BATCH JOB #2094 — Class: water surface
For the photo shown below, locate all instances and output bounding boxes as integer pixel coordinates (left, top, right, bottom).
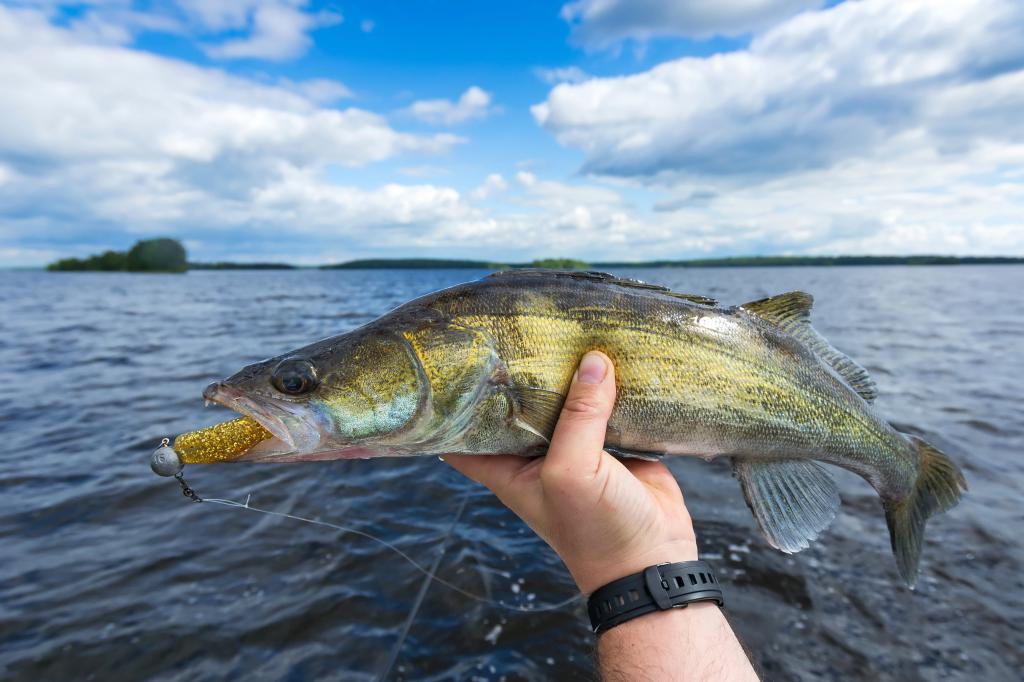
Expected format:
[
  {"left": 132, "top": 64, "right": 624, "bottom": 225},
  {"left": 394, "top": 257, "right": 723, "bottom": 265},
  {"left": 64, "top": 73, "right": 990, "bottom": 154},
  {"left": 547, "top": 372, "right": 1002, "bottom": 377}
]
[{"left": 1, "top": 266, "right": 1021, "bottom": 680}]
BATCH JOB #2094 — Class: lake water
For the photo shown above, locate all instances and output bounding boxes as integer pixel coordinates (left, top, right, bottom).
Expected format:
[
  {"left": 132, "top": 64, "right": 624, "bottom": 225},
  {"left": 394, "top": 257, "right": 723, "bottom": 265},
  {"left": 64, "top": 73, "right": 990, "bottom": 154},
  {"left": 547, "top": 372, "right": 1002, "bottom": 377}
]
[{"left": 1, "top": 266, "right": 1022, "bottom": 681}]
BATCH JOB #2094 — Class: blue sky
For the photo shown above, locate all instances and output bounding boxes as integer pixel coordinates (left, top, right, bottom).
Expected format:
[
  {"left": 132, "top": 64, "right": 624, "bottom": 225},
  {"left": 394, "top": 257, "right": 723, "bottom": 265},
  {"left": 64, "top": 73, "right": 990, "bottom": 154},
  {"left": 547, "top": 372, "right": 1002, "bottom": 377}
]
[{"left": 1, "top": 0, "right": 1023, "bottom": 265}]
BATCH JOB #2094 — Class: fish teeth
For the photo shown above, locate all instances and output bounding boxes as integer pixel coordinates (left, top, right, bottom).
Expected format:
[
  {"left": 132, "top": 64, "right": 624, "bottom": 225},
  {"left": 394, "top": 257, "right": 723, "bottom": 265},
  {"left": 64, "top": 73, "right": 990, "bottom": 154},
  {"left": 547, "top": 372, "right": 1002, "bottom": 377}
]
[{"left": 204, "top": 399, "right": 211, "bottom": 408}]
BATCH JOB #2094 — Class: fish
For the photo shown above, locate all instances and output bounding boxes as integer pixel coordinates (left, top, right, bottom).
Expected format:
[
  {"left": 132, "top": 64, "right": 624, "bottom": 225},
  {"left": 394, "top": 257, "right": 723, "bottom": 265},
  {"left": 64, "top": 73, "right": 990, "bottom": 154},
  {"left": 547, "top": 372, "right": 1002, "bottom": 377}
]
[{"left": 184, "top": 269, "right": 966, "bottom": 586}]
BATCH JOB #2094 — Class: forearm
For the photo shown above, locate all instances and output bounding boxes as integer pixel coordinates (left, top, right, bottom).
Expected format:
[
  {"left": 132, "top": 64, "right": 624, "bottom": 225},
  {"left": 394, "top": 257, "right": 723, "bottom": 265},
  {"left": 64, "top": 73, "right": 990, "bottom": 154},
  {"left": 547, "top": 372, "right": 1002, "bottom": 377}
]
[{"left": 598, "top": 603, "right": 759, "bottom": 682}]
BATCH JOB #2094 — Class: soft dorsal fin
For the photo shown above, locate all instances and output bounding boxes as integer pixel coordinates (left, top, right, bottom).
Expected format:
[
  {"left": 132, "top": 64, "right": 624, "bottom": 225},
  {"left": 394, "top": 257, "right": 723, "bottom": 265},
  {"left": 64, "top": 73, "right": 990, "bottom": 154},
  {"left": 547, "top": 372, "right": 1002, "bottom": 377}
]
[
  {"left": 741, "top": 291, "right": 814, "bottom": 328},
  {"left": 741, "top": 292, "right": 878, "bottom": 403}
]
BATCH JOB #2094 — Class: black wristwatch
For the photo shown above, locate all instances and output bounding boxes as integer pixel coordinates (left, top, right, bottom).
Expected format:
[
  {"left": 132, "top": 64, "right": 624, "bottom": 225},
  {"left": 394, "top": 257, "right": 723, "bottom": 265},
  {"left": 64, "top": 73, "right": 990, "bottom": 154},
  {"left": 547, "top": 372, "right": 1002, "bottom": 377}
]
[{"left": 586, "top": 560, "right": 724, "bottom": 634}]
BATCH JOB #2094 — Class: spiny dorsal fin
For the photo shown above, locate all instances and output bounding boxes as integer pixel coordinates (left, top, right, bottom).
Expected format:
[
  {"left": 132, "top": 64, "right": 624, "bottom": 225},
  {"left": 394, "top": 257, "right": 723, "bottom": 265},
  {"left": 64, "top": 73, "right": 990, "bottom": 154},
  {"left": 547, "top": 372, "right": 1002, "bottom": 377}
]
[
  {"left": 576, "top": 271, "right": 717, "bottom": 305},
  {"left": 741, "top": 292, "right": 878, "bottom": 403},
  {"left": 488, "top": 269, "right": 717, "bottom": 306},
  {"left": 732, "top": 458, "right": 841, "bottom": 554}
]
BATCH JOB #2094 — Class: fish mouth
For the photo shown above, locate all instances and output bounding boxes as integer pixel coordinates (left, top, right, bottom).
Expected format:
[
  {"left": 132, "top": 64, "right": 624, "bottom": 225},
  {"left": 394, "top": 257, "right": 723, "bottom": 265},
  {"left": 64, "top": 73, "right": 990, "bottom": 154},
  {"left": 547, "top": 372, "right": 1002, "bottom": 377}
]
[{"left": 201, "top": 382, "right": 322, "bottom": 459}]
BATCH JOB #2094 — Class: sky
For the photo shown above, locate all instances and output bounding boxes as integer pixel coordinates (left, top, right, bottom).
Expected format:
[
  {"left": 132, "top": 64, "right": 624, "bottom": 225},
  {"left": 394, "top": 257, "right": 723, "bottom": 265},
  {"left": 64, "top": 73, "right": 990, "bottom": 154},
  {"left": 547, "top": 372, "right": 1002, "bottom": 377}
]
[{"left": 1, "top": 0, "right": 1023, "bottom": 266}]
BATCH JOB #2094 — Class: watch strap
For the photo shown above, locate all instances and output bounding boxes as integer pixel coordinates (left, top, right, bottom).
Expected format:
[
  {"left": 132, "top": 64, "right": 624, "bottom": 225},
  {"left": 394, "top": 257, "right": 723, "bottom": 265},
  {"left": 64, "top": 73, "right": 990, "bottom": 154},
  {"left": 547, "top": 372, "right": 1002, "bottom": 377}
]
[{"left": 587, "top": 560, "right": 724, "bottom": 634}]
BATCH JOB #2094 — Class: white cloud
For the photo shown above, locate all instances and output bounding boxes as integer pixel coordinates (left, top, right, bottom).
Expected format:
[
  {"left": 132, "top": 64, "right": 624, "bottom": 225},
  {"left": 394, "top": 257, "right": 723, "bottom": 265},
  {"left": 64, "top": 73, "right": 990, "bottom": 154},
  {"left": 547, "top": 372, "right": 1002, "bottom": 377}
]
[
  {"left": 532, "top": 0, "right": 1024, "bottom": 257},
  {"left": 360, "top": 19, "right": 375, "bottom": 33},
  {"left": 202, "top": 1, "right": 341, "bottom": 61},
  {"left": 0, "top": 10, "right": 457, "bottom": 169},
  {"left": 0, "top": 7, "right": 465, "bottom": 256},
  {"left": 514, "top": 171, "right": 623, "bottom": 210},
  {"left": 248, "top": 165, "right": 492, "bottom": 237},
  {"left": 537, "top": 0, "right": 1024, "bottom": 181},
  {"left": 470, "top": 173, "right": 508, "bottom": 200},
  {"left": 277, "top": 77, "right": 354, "bottom": 104},
  {"left": 4, "top": 1, "right": 1022, "bottom": 264},
  {"left": 62, "top": 6, "right": 185, "bottom": 46},
  {"left": 642, "top": 147, "right": 1024, "bottom": 257},
  {"left": 407, "top": 86, "right": 496, "bottom": 126},
  {"left": 398, "top": 165, "right": 450, "bottom": 178},
  {"left": 25, "top": 1, "right": 339, "bottom": 61},
  {"left": 534, "top": 65, "right": 590, "bottom": 85},
  {"left": 561, "top": 0, "right": 820, "bottom": 48}
]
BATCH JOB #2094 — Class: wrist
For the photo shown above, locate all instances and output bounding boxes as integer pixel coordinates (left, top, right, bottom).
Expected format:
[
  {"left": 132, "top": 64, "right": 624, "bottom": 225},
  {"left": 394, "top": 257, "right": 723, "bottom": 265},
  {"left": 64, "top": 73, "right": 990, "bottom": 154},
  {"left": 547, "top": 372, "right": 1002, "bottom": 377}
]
[{"left": 565, "top": 539, "right": 700, "bottom": 595}]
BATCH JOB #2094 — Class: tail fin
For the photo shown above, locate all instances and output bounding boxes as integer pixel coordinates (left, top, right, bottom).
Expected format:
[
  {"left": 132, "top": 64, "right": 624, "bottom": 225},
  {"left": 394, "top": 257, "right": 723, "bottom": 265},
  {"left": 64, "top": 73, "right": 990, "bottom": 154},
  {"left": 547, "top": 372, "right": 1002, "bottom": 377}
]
[{"left": 884, "top": 437, "right": 967, "bottom": 587}]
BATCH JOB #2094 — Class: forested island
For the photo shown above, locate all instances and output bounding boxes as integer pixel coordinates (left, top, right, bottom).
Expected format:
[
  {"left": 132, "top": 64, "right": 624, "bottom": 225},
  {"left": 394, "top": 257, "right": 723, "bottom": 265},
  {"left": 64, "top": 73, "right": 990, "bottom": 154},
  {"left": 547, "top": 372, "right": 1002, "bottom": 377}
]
[{"left": 47, "top": 238, "right": 188, "bottom": 272}]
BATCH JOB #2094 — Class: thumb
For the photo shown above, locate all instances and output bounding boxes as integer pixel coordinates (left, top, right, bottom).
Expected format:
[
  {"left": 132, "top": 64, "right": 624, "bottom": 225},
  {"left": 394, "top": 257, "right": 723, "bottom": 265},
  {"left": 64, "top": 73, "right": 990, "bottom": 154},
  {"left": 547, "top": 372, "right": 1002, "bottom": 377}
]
[{"left": 543, "top": 350, "right": 616, "bottom": 481}]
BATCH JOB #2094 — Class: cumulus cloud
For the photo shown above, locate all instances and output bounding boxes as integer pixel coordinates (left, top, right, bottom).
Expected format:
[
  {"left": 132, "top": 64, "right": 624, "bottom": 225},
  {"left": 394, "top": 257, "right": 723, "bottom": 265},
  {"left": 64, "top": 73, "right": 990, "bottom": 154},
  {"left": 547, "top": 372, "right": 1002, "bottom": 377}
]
[
  {"left": 277, "top": 77, "right": 354, "bottom": 104},
  {"left": 561, "top": 0, "right": 820, "bottom": 48},
  {"left": 470, "top": 173, "right": 509, "bottom": 200},
  {"left": 532, "top": 0, "right": 1024, "bottom": 256},
  {"left": 641, "top": 150, "right": 1024, "bottom": 257},
  {"left": 202, "top": 1, "right": 341, "bottom": 61},
  {"left": 25, "top": 1, "right": 339, "bottom": 61},
  {"left": 0, "top": 7, "right": 464, "bottom": 257},
  {"left": 534, "top": 65, "right": 590, "bottom": 85},
  {"left": 4, "top": 1, "right": 1023, "bottom": 265},
  {"left": 407, "top": 86, "right": 496, "bottom": 126},
  {"left": 537, "top": 0, "right": 1024, "bottom": 180},
  {"left": 0, "top": 10, "right": 456, "bottom": 168},
  {"left": 398, "top": 165, "right": 451, "bottom": 178}
]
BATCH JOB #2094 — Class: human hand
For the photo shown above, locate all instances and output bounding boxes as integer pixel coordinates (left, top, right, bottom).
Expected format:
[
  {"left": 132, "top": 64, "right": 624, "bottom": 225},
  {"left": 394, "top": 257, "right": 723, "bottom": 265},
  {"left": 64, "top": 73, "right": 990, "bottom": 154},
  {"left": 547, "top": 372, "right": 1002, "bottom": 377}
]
[{"left": 445, "top": 350, "right": 700, "bottom": 595}]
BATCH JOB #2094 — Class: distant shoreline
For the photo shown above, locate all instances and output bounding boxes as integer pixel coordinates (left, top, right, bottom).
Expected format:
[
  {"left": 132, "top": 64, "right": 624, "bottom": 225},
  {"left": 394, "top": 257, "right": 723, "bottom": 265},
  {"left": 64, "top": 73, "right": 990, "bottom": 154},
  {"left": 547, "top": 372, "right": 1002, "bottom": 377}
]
[
  {"left": 218, "top": 255, "right": 1024, "bottom": 270},
  {"left": 30, "top": 254, "right": 1024, "bottom": 272}
]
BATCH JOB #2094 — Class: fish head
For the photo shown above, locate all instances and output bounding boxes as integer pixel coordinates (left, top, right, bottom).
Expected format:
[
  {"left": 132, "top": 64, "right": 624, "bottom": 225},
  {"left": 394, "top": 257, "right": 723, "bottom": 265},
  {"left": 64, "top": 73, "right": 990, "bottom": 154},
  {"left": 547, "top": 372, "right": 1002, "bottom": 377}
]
[{"left": 202, "top": 325, "right": 426, "bottom": 461}]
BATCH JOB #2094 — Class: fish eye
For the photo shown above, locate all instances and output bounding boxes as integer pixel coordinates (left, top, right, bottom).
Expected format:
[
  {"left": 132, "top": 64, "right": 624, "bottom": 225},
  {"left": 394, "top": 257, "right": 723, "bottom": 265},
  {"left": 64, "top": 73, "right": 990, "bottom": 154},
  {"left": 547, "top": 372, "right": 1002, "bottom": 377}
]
[{"left": 271, "top": 357, "right": 319, "bottom": 395}]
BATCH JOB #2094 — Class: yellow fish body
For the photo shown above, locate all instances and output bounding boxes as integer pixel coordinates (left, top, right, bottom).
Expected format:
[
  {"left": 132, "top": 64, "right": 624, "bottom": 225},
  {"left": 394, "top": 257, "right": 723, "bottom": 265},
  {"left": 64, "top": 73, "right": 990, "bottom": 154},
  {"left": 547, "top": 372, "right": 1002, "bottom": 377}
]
[{"left": 182, "top": 270, "right": 965, "bottom": 585}]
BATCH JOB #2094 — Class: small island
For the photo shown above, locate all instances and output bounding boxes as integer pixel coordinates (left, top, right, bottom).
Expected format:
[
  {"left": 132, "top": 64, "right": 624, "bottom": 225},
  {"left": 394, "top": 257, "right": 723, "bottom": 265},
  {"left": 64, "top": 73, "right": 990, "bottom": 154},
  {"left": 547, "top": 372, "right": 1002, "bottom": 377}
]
[{"left": 47, "top": 238, "right": 188, "bottom": 273}]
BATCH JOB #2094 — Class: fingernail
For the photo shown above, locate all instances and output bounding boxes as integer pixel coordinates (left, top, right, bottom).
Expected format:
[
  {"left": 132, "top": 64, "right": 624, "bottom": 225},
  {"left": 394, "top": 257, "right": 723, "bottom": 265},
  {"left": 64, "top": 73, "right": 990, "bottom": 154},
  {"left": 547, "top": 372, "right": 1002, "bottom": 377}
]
[{"left": 577, "top": 352, "right": 607, "bottom": 385}]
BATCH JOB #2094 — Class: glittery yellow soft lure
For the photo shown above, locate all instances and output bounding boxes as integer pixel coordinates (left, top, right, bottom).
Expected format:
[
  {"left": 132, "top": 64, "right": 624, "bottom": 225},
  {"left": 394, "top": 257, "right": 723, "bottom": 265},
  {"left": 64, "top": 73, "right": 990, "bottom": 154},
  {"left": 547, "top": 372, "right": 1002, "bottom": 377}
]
[
  {"left": 152, "top": 269, "right": 966, "bottom": 586},
  {"left": 175, "top": 417, "right": 273, "bottom": 463},
  {"left": 150, "top": 417, "right": 273, "bottom": 477}
]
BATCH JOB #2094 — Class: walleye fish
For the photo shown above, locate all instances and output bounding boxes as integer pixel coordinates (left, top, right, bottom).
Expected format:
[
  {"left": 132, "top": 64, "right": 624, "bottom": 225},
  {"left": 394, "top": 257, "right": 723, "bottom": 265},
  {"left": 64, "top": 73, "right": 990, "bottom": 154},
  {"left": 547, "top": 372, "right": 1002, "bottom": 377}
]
[{"left": 164, "top": 270, "right": 967, "bottom": 586}]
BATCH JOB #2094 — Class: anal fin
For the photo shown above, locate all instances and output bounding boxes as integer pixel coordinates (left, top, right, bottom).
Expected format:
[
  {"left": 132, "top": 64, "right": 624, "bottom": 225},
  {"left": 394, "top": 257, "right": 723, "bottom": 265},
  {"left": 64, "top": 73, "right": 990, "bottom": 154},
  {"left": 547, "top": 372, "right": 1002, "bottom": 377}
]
[{"left": 732, "top": 458, "right": 840, "bottom": 554}]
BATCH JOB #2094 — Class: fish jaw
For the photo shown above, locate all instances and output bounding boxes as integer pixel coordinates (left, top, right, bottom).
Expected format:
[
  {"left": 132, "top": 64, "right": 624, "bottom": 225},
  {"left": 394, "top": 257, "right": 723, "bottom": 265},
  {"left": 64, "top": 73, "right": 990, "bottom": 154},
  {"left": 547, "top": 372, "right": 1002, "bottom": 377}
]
[
  {"left": 247, "top": 445, "right": 384, "bottom": 462},
  {"left": 201, "top": 382, "right": 324, "bottom": 458}
]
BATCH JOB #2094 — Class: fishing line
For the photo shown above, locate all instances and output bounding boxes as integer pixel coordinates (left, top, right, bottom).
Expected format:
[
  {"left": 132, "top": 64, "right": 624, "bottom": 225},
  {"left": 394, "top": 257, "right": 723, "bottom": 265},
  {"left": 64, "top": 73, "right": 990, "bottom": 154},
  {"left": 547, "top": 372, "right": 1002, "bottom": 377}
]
[
  {"left": 377, "top": 490, "right": 470, "bottom": 682},
  {"left": 201, "top": 494, "right": 581, "bottom": 614}
]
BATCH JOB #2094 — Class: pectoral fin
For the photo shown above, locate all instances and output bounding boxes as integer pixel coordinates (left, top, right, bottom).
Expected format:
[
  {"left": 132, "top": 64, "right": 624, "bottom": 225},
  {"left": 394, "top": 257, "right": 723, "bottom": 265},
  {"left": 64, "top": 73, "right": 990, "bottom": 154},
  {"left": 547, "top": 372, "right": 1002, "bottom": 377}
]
[
  {"left": 732, "top": 458, "right": 840, "bottom": 554},
  {"left": 508, "top": 386, "right": 565, "bottom": 441}
]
